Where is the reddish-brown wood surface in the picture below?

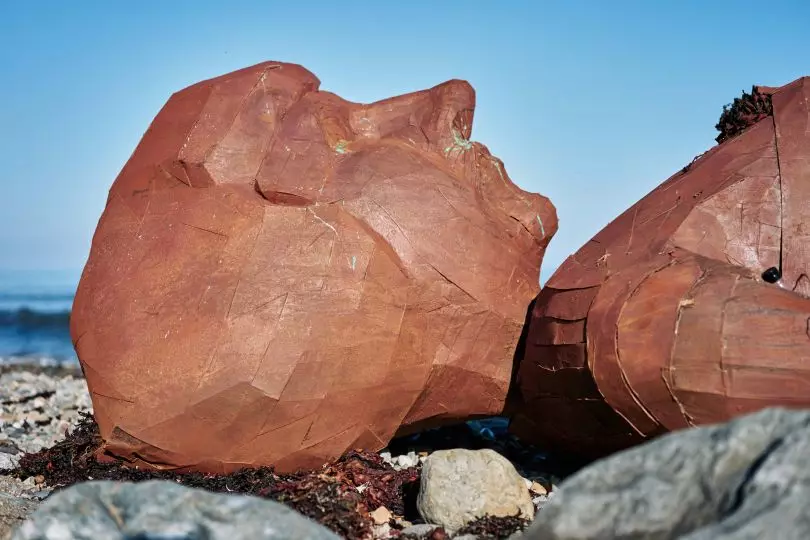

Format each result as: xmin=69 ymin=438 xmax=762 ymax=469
xmin=71 ymin=62 xmax=557 ymax=473
xmin=511 ymin=77 xmax=810 ymax=457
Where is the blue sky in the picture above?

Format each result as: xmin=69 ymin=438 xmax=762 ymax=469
xmin=1 ymin=1 xmax=808 ymax=284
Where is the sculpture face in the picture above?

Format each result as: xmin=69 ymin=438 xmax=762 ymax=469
xmin=511 ymin=77 xmax=810 ymax=457
xmin=71 ymin=62 xmax=556 ymax=473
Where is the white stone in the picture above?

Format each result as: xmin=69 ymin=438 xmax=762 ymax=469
xmin=417 ymin=448 xmax=534 ymax=532
xmin=0 ymin=452 xmax=18 ymax=471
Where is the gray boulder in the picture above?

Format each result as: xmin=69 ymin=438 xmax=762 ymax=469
xmin=418 ymin=448 xmax=534 ymax=531
xmin=12 ymin=480 xmax=340 ymax=540
xmin=525 ymin=407 xmax=810 ymax=540
xmin=0 ymin=493 xmax=38 ymax=540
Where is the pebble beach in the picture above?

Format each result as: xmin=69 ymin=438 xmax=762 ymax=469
xmin=0 ymin=365 xmax=90 ymax=498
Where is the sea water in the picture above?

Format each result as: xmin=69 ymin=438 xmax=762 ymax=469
xmin=0 ymin=269 xmax=80 ymax=365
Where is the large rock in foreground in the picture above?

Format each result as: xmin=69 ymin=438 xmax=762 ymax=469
xmin=525 ymin=407 xmax=810 ymax=540
xmin=71 ymin=61 xmax=556 ymax=473
xmin=511 ymin=77 xmax=810 ymax=457
xmin=12 ymin=480 xmax=339 ymax=540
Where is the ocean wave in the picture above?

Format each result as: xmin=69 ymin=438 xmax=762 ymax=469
xmin=0 ymin=354 xmax=79 ymax=367
xmin=0 ymin=307 xmax=71 ymax=329
xmin=0 ymin=292 xmax=74 ymax=301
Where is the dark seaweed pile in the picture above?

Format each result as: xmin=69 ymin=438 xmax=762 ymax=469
xmin=715 ymin=86 xmax=773 ymax=143
xmin=399 ymin=515 xmax=529 ymax=540
xmin=457 ymin=515 xmax=531 ymax=538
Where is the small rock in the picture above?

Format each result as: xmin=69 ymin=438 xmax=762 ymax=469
xmin=28 ymin=491 xmax=51 ymax=502
xmin=529 ymin=482 xmax=546 ymax=496
xmin=29 ymin=398 xmax=47 ymax=411
xmin=0 ymin=444 xmax=19 ymax=456
xmin=532 ymin=494 xmax=549 ymax=512
xmin=372 ymin=522 xmax=392 ymax=539
xmin=395 ymin=518 xmax=413 ymax=528
xmin=417 ymin=449 xmax=534 ymax=532
xmin=26 ymin=415 xmax=48 ymax=427
xmin=370 ymin=506 xmax=392 ymax=525
xmin=0 ymin=477 xmax=35 ymax=500
xmin=400 ymin=523 xmax=439 ymax=537
xmin=0 ymin=455 xmax=17 ymax=472
xmin=12 ymin=480 xmax=340 ymax=540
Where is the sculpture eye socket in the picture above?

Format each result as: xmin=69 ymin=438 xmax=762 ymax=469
xmin=762 ymin=266 xmax=782 ymax=283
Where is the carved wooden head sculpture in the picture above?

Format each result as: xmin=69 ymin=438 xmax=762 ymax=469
xmin=71 ymin=62 xmax=557 ymax=473
xmin=511 ymin=77 xmax=810 ymax=457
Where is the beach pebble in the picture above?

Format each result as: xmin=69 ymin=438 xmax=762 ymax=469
xmin=379 ymin=450 xmax=422 ymax=471
xmin=400 ymin=523 xmax=440 ymax=537
xmin=528 ymin=481 xmax=546 ymax=496
xmin=532 ymin=494 xmax=549 ymax=512
xmin=0 ymin=473 xmax=49 ymax=510
xmin=372 ymin=522 xmax=392 ymax=539
xmin=417 ymin=449 xmax=534 ymax=532
xmin=370 ymin=506 xmax=392 ymax=525
xmin=0 ymin=455 xmax=17 ymax=472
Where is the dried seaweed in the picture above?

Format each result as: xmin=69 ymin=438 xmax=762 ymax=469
xmin=715 ymin=86 xmax=773 ymax=143
xmin=456 ymin=514 xmax=531 ymax=538
xmin=260 ymin=475 xmax=369 ymax=538
xmin=320 ymin=450 xmax=420 ymax=516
